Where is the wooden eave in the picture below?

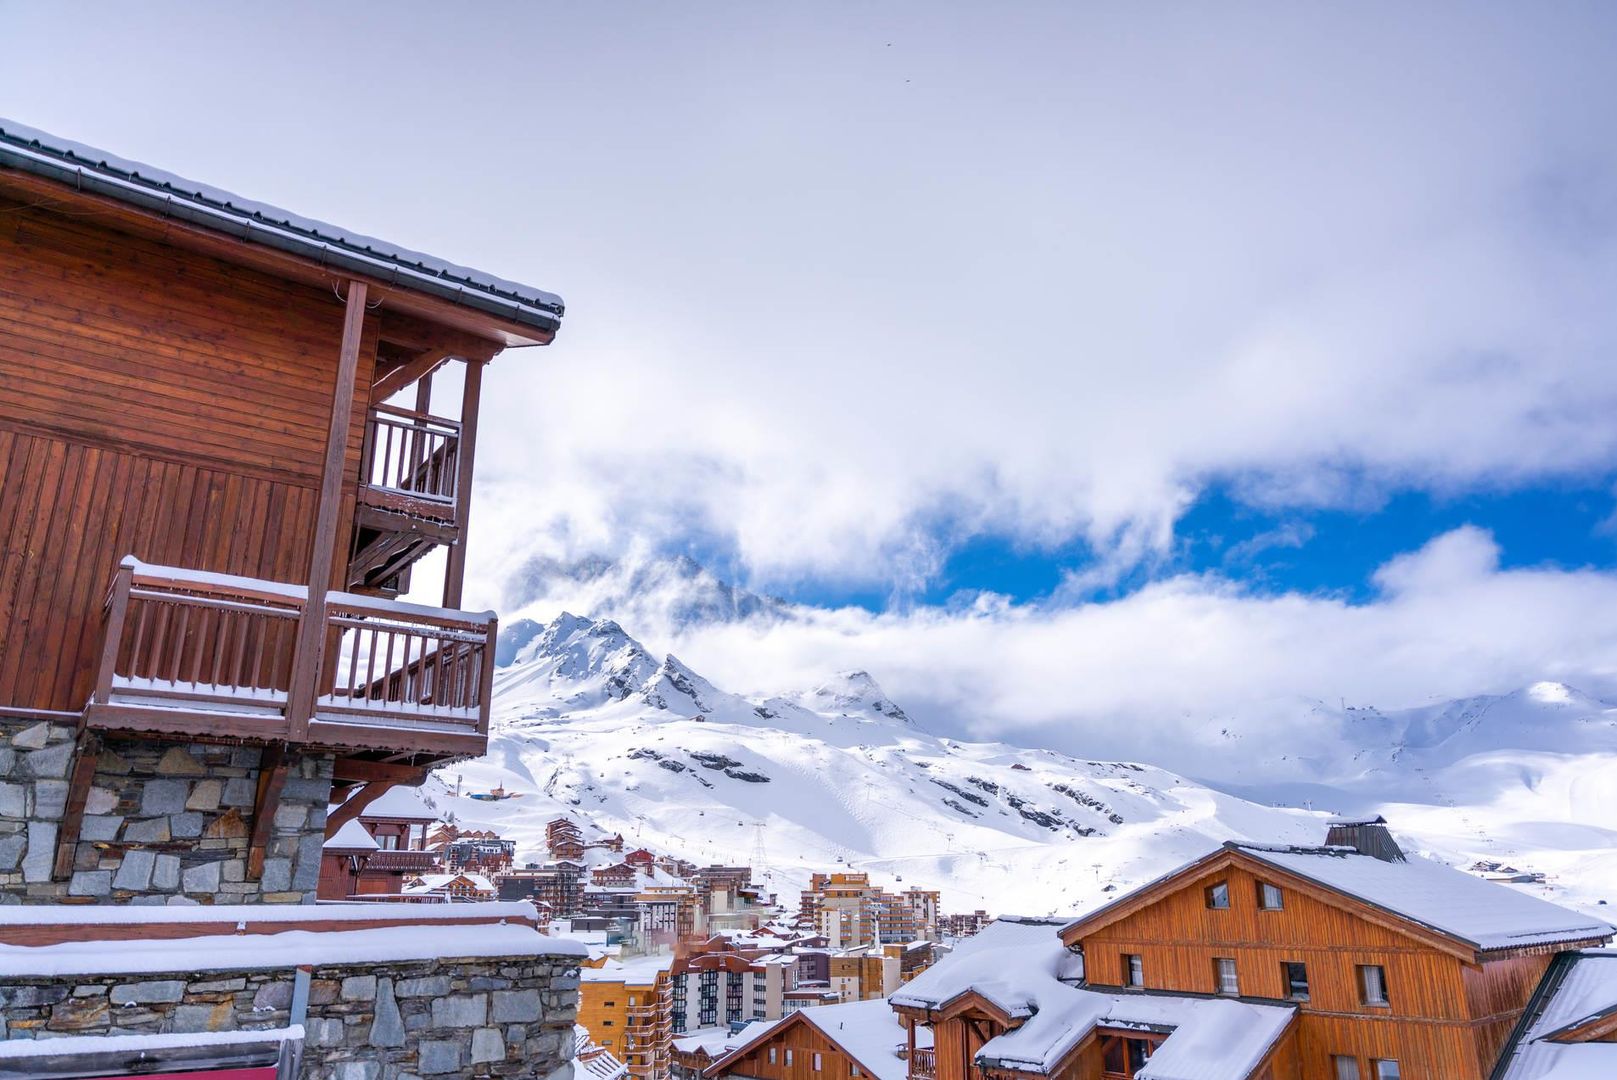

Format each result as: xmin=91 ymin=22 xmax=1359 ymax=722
xmin=1544 ymin=1003 xmax=1617 ymax=1044
xmin=0 ymin=168 xmax=550 ymax=350
xmin=1059 ymin=847 xmax=1481 ymax=962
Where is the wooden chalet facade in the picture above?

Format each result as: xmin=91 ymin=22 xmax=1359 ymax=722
xmin=892 ymin=822 xmax=1613 ymax=1080
xmin=0 ymin=118 xmax=563 ymax=885
xmin=701 ymin=998 xmax=917 ymax=1080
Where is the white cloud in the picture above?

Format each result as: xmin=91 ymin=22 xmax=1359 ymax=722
xmin=535 ymin=529 xmax=1617 ymax=777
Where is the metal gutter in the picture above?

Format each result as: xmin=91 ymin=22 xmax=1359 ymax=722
xmin=0 ymin=130 xmax=563 ymax=337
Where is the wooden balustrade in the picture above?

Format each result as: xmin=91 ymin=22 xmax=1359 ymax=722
xmin=361 ymin=404 xmax=461 ymax=505
xmin=910 ymin=1048 xmax=937 ymax=1080
xmin=88 ymin=557 xmax=494 ymax=753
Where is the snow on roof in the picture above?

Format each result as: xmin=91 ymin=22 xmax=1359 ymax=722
xmin=1233 ymin=844 xmax=1614 ymax=952
xmin=0 ymin=119 xmax=564 ymax=334
xmin=581 ymin=953 xmax=675 ymax=984
xmin=1495 ymin=949 xmax=1617 ymax=1079
xmin=796 ymin=999 xmax=927 ymax=1080
xmin=0 ymin=899 xmax=539 ymax=927
xmin=323 ymin=817 xmax=380 ymax=851
xmin=0 ymin=922 xmax=584 ymax=977
xmin=405 ymin=872 xmax=496 ymax=893
xmin=0 ymin=1024 xmax=302 ymax=1061
xmin=892 ymin=918 xmax=1292 ymax=1079
xmin=353 ymin=783 xmax=441 ymax=821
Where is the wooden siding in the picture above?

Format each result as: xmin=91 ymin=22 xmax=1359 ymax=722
xmin=0 ymin=198 xmax=376 ymax=713
xmin=1072 ymin=860 xmax=1529 ymax=1079
xmin=710 ymin=1019 xmax=868 ymax=1080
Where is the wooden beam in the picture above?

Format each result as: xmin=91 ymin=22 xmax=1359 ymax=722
xmin=287 ymin=279 xmax=368 ymax=739
xmin=323 ymin=779 xmax=401 ymax=839
xmin=52 ymin=731 xmax=102 ymax=880
xmin=442 ymin=358 xmax=485 ymax=609
xmin=332 ymin=759 xmax=432 ymax=785
xmin=246 ymin=744 xmax=293 ymax=880
xmin=370 ymin=347 xmax=453 ymax=405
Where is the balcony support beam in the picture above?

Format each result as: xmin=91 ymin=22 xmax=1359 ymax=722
xmin=247 ymin=743 xmax=293 ymax=881
xmin=52 ymin=731 xmax=102 ymax=880
xmin=442 ymin=357 xmax=485 ymax=610
xmin=288 ymin=279 xmax=369 ymax=739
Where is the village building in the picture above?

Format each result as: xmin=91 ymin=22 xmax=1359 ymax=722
xmin=0 ymin=117 xmax=581 ymax=1078
xmin=892 ymin=819 xmax=1614 ymax=1080
xmin=703 ymin=998 xmax=925 ymax=1080
xmin=1492 ymin=947 xmax=1617 ymax=1078
xmin=577 ymin=1024 xmax=633 ymax=1080
xmin=582 ymin=954 xmax=678 ymax=1080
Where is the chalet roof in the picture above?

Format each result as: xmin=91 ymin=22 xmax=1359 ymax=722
xmin=322 ymin=819 xmax=380 ymax=852
xmin=891 ymin=919 xmax=1292 ymax=1079
xmin=1493 ymin=949 xmax=1617 ymax=1080
xmin=0 ymin=118 xmax=563 ymax=337
xmin=706 ymin=1000 xmax=921 ymax=1080
xmin=351 ymin=784 xmax=440 ymax=823
xmin=1232 ymin=843 xmax=1613 ymax=953
xmin=1061 ymin=841 xmax=1613 ymax=957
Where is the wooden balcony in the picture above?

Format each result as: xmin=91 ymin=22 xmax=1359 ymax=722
xmin=350 ymin=405 xmax=464 ymax=594
xmin=909 ymin=1048 xmax=936 ymax=1080
xmin=82 ymin=557 xmax=495 ymax=759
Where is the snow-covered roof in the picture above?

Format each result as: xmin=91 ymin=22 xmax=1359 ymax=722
xmin=1495 ymin=949 xmax=1617 ymax=1079
xmin=323 ymin=818 xmax=380 ymax=851
xmin=354 ymin=783 xmax=441 ymax=822
xmin=405 ymin=872 xmax=496 ymax=893
xmin=0 ymin=1025 xmax=302 ymax=1063
xmin=581 ymin=953 xmax=675 ymax=984
xmin=0 ymin=922 xmax=584 ymax=977
xmin=892 ymin=918 xmax=1293 ymax=1079
xmin=1232 ymin=843 xmax=1614 ymax=953
xmin=0 ymin=118 xmax=564 ymax=337
xmin=708 ymin=1001 xmax=920 ymax=1080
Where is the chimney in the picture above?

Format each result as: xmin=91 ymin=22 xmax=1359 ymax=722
xmin=1325 ymin=815 xmax=1405 ymax=862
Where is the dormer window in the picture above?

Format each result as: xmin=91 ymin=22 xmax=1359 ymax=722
xmin=1258 ymin=881 xmax=1283 ymax=910
xmin=1205 ymin=881 xmax=1230 ymax=909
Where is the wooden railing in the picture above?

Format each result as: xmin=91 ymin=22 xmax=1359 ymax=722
xmin=909 ymin=1048 xmax=936 ymax=1080
xmin=92 ymin=558 xmax=494 ymax=746
xmin=319 ymin=593 xmax=495 ymax=729
xmin=361 ymin=404 xmax=461 ymax=505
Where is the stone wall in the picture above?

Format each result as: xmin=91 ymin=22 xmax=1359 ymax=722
xmin=0 ymin=717 xmax=332 ymax=905
xmin=0 ymin=952 xmax=580 ymax=1080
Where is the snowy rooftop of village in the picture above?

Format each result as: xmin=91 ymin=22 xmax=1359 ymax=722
xmin=709 ymin=999 xmax=925 ymax=1080
xmin=1231 ymin=843 xmax=1615 ymax=951
xmin=892 ymin=918 xmax=1293 ymax=1080
xmin=1495 ymin=949 xmax=1617 ymax=1080
xmin=580 ymin=953 xmax=676 ymax=984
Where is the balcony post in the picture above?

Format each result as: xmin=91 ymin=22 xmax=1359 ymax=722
xmin=288 ymin=279 xmax=368 ymax=738
xmin=442 ymin=357 xmax=485 ymax=609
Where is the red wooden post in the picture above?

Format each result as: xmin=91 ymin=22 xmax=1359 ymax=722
xmin=93 ymin=560 xmax=135 ymax=706
xmin=442 ymin=357 xmax=484 ymax=609
xmin=287 ymin=280 xmax=368 ymax=739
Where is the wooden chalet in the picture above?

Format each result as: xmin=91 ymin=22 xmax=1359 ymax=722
xmin=702 ymin=998 xmax=920 ymax=1080
xmin=892 ymin=821 xmax=1614 ymax=1080
xmin=0 ymin=118 xmax=563 ymax=878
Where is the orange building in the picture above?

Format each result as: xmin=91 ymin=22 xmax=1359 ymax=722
xmin=582 ymin=955 xmax=677 ymax=1080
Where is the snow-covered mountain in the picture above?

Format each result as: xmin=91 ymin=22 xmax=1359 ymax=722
xmin=434 ymin=611 xmax=1617 ymax=919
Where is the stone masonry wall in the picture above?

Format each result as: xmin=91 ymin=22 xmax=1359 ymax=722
xmin=0 ymin=717 xmax=332 ymax=904
xmin=0 ymin=952 xmax=581 ymax=1080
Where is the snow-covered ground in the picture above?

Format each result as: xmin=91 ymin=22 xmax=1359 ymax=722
xmin=433 ymin=612 xmax=1616 ymax=921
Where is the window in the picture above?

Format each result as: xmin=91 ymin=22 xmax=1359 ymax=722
xmin=1205 ymin=881 xmax=1231 ymax=909
xmin=813 ymin=1054 xmax=823 ymax=1071
xmin=851 ymin=1068 xmax=861 ymax=1078
xmin=769 ymin=1049 xmax=777 ymax=1065
xmin=603 ymin=1020 xmax=614 ymax=1027
xmin=786 ymin=1050 xmax=795 ymax=1066
xmin=1214 ymin=957 xmax=1239 ymax=996
xmin=1258 ymin=881 xmax=1284 ymax=910
xmin=1123 ymin=953 xmax=1144 ymax=987
xmin=1282 ymin=961 xmax=1309 ymax=1001
xmin=1358 ymin=964 xmax=1390 ymax=1006
xmin=1332 ymin=1057 xmax=1360 ymax=1080
xmin=1126 ymin=1041 xmax=1151 ymax=1071
xmin=1371 ymin=1061 xmax=1400 ymax=1080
